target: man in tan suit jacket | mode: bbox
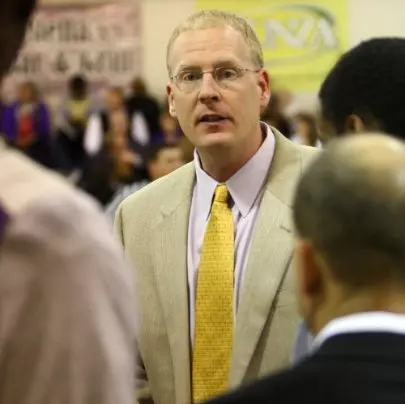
[0,1,135,402]
[115,10,317,404]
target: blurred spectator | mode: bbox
[56,74,92,171]
[153,111,183,144]
[1,81,54,168]
[77,148,116,206]
[292,113,321,147]
[85,86,147,159]
[146,142,184,179]
[79,87,147,205]
[105,142,184,221]
[161,97,194,161]
[126,76,162,143]
[261,93,293,138]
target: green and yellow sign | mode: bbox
[196,0,348,91]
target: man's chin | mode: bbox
[197,131,235,148]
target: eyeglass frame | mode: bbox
[169,65,262,93]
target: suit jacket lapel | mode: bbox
[152,163,195,403]
[230,130,304,384]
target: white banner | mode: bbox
[2,2,141,98]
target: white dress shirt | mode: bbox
[187,123,275,342]
[313,311,405,351]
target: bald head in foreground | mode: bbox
[208,133,405,404]
[0,1,135,403]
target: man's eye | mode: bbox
[180,72,200,82]
[217,68,238,80]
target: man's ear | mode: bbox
[296,239,323,299]
[258,69,271,115]
[166,83,177,118]
[294,238,329,335]
[346,114,365,133]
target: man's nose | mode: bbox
[197,72,220,103]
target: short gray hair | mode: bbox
[166,10,264,75]
[293,134,405,288]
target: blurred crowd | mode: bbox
[0,74,321,211]
[0,75,194,210]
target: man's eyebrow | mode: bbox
[175,64,201,73]
[175,60,239,73]
[213,60,239,68]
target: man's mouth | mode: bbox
[198,114,229,124]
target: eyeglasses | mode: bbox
[170,66,261,93]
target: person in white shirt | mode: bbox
[84,86,150,157]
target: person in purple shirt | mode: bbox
[1,81,53,167]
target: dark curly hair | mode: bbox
[319,38,405,140]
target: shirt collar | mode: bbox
[193,122,275,219]
[313,311,405,351]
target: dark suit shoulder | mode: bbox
[208,358,343,404]
[209,333,405,404]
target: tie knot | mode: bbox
[214,184,230,204]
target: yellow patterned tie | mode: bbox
[192,184,234,403]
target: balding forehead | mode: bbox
[168,26,253,76]
[334,133,405,167]
[324,133,405,199]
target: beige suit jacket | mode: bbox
[0,140,136,404]
[115,130,318,404]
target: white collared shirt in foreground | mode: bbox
[313,311,405,351]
